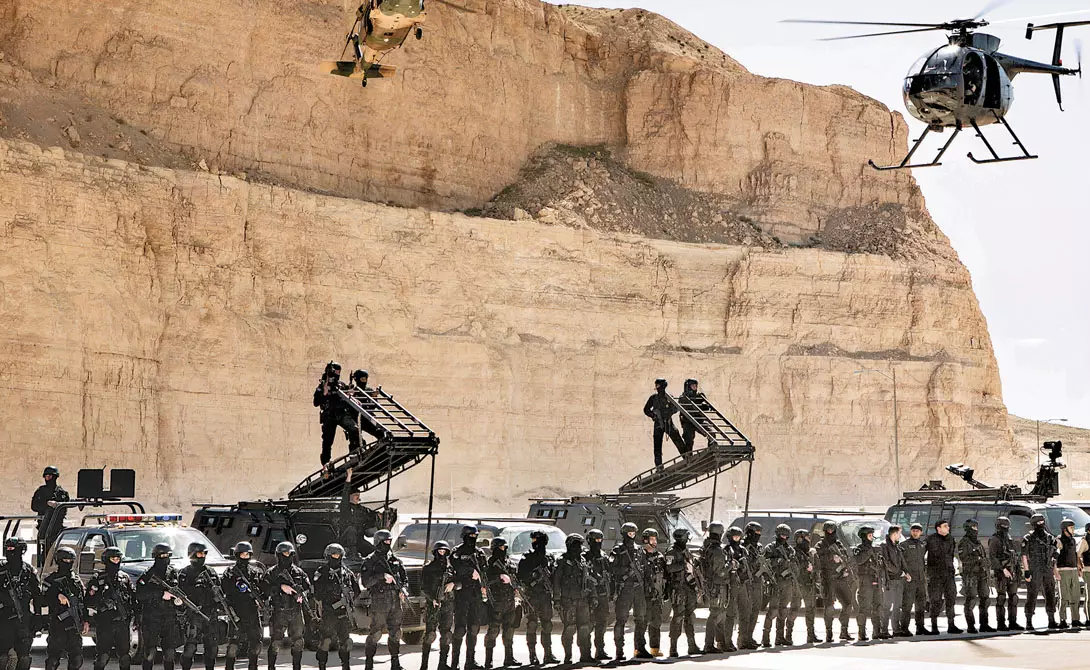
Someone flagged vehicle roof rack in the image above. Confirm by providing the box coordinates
[408,516,558,525]
[898,485,1048,504]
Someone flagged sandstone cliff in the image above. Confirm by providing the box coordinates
[0,0,1026,514]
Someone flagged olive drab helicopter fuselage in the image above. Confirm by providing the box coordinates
[787,12,1088,170]
[321,0,428,86]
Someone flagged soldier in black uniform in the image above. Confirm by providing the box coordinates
[641,529,667,658]
[925,520,961,634]
[583,529,612,661]
[724,526,754,650]
[31,466,71,554]
[0,538,40,670]
[553,534,593,664]
[852,525,884,641]
[879,525,907,638]
[516,531,557,666]
[664,528,700,657]
[314,361,360,465]
[762,524,797,647]
[815,521,854,642]
[741,523,764,647]
[222,542,267,670]
[87,546,135,670]
[678,379,708,453]
[450,526,488,670]
[483,538,520,669]
[608,523,645,661]
[643,379,686,467]
[789,529,818,645]
[421,541,456,670]
[43,546,88,670]
[988,517,1022,631]
[359,530,407,670]
[1021,513,1058,630]
[899,523,930,635]
[700,522,729,654]
[263,542,313,670]
[179,542,225,670]
[311,543,360,670]
[135,544,185,670]
[957,519,993,634]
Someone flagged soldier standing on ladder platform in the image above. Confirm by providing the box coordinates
[643,379,687,468]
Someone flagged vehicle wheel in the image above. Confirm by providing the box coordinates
[402,629,425,646]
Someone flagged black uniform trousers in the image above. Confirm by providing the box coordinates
[316,615,352,670]
[46,621,84,670]
[763,580,796,644]
[421,600,454,670]
[268,607,306,669]
[613,583,646,655]
[788,584,817,642]
[589,598,609,656]
[926,568,957,621]
[1025,570,1057,620]
[524,593,554,661]
[558,599,591,662]
[962,571,990,628]
[856,581,882,636]
[140,614,178,670]
[366,592,404,660]
[899,574,927,632]
[484,601,517,664]
[0,618,35,670]
[822,578,854,638]
[225,612,262,670]
[182,618,224,670]
[668,588,697,653]
[704,585,729,651]
[645,595,663,651]
[95,617,132,670]
[320,413,361,465]
[744,580,763,643]
[994,570,1020,628]
[652,422,686,467]
[726,579,753,647]
[451,592,483,667]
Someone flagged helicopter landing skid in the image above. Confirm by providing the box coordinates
[967,113,1038,165]
[868,125,961,171]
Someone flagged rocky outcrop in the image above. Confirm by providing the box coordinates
[0,139,1020,512]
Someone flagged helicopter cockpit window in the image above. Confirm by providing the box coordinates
[963,52,984,105]
[906,46,961,97]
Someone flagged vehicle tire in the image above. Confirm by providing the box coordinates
[401,629,425,646]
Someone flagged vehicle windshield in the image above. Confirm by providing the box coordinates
[839,519,891,548]
[1045,506,1090,534]
[663,510,701,541]
[505,527,566,555]
[113,528,226,562]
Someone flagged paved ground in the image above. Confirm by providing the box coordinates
[27,605,1090,669]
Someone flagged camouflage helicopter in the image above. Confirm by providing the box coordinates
[787,7,1088,170]
[321,0,428,86]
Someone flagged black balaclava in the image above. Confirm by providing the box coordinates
[859,530,874,548]
[728,531,742,548]
[744,526,762,548]
[328,553,342,570]
[276,551,294,569]
[236,553,250,569]
[795,533,810,551]
[532,533,549,555]
[586,534,603,558]
[965,524,978,542]
[1033,518,1047,536]
[57,555,74,577]
[775,528,790,546]
[152,551,171,576]
[565,537,583,559]
[377,537,393,555]
[105,555,121,576]
[3,544,21,573]
[191,553,206,571]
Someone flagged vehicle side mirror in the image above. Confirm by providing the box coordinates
[701,520,708,532]
[78,551,97,575]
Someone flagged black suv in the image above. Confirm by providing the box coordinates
[885,500,1090,540]
[727,510,890,549]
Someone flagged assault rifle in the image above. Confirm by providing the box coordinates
[201,570,240,630]
[527,562,555,600]
[54,575,83,632]
[508,573,537,619]
[0,570,26,626]
[148,576,210,623]
[230,563,268,622]
[470,552,492,604]
[281,572,319,636]
[827,542,856,582]
[576,558,600,608]
[753,549,775,585]
[377,553,411,605]
[334,568,360,631]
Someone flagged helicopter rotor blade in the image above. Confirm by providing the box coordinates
[995,11,1090,27]
[972,0,1016,21]
[782,19,945,29]
[817,26,950,42]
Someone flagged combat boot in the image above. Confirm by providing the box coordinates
[824,627,834,644]
[632,647,652,660]
[980,609,996,633]
[392,659,403,670]
[947,617,964,634]
[365,657,375,670]
[1047,613,1059,630]
[542,650,560,666]
[806,628,820,645]
[526,651,539,667]
[856,617,869,642]
[965,609,977,634]
[839,622,854,642]
[776,620,790,647]
[504,647,522,668]
[451,642,462,670]
[668,644,679,658]
[484,647,494,670]
[1058,617,1069,630]
[760,629,772,648]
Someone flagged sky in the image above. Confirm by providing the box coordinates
[560,0,1090,429]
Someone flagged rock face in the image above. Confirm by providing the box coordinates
[0,0,1027,513]
[0,138,1019,512]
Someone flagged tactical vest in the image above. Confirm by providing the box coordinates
[1057,535,1078,569]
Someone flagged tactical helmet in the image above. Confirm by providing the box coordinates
[621,522,639,536]
[152,543,172,558]
[963,519,979,531]
[233,541,254,556]
[654,378,668,388]
[1061,518,1075,530]
[374,530,393,544]
[529,530,548,542]
[727,526,743,538]
[432,540,451,556]
[188,542,208,558]
[909,522,924,531]
[491,537,508,553]
[995,517,1010,530]
[684,378,698,388]
[565,533,585,548]
[324,543,346,560]
[1031,513,1046,526]
[641,528,659,540]
[3,537,26,554]
[857,525,875,540]
[275,541,296,556]
[103,546,124,562]
[707,521,725,538]
[793,529,809,540]
[587,529,604,542]
[745,521,762,534]
[822,521,837,534]
[672,528,690,543]
[55,547,77,562]
[461,525,479,540]
[326,361,342,373]
[352,369,369,384]
[43,465,60,478]
[775,523,791,538]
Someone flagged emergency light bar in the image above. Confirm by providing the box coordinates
[105,514,182,524]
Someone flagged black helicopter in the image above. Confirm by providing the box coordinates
[787,9,1088,170]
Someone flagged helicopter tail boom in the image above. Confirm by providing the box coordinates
[1026,20,1090,109]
